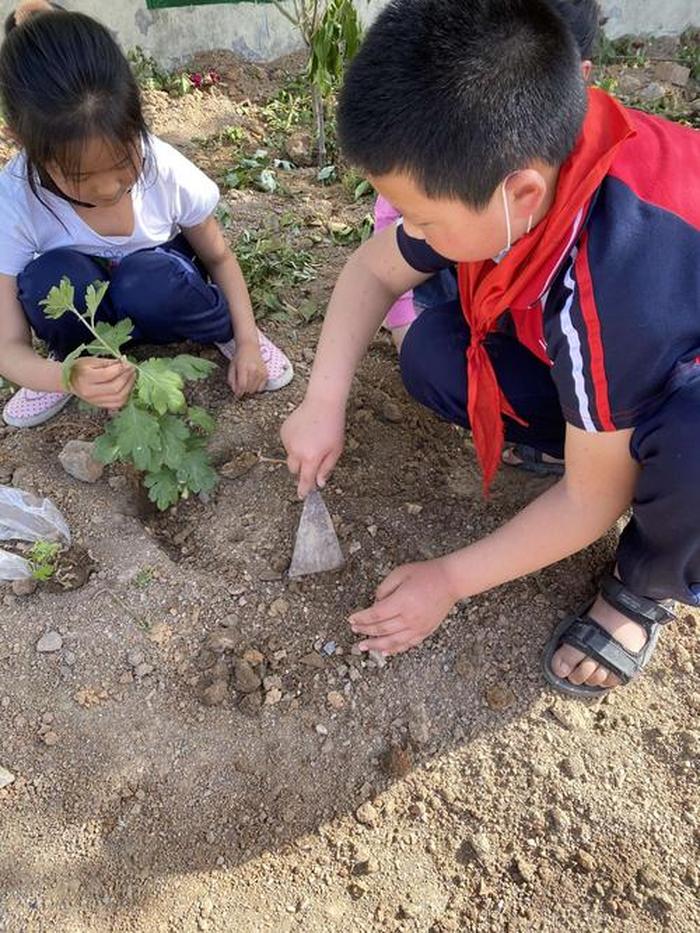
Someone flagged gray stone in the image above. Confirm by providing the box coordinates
[59,440,104,484]
[36,631,63,653]
[233,659,262,694]
[0,765,15,789]
[12,578,38,597]
[653,61,690,87]
[638,82,666,102]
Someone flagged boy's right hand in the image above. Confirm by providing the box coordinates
[70,357,136,410]
[281,398,345,498]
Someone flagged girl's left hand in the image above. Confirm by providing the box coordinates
[348,557,460,656]
[229,340,267,397]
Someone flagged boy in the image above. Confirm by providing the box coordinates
[281,0,700,697]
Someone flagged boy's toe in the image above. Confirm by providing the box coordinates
[550,643,584,678]
[567,657,599,685]
[585,666,609,687]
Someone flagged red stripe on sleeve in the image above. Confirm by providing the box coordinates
[576,234,615,431]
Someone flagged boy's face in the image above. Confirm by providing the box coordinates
[370,171,516,264]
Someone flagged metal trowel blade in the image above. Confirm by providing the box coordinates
[289,489,345,578]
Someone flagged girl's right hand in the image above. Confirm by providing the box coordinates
[70,357,136,410]
[281,398,345,498]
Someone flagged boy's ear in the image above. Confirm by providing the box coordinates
[509,169,548,220]
[581,60,593,83]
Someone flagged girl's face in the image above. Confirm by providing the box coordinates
[46,135,141,208]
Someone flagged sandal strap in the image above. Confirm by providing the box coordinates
[560,616,643,684]
[600,575,675,630]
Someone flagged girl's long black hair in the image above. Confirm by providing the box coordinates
[0,8,151,204]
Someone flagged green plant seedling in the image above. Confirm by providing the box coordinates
[40,278,219,511]
[28,540,61,582]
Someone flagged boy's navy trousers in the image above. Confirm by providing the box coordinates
[17,237,232,360]
[400,300,700,607]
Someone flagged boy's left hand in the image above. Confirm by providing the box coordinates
[229,339,267,397]
[349,557,459,655]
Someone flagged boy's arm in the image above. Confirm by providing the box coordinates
[350,424,638,654]
[182,215,266,396]
[282,227,430,496]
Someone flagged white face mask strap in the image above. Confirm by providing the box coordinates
[501,179,512,252]
[526,215,534,234]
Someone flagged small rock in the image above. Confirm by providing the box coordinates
[36,631,63,653]
[205,631,237,653]
[353,856,379,876]
[514,855,536,883]
[616,72,644,96]
[405,503,423,515]
[200,896,214,918]
[233,659,262,694]
[464,831,492,867]
[382,743,413,778]
[127,649,145,668]
[327,691,345,711]
[322,641,337,656]
[268,597,289,617]
[40,731,59,747]
[300,651,324,669]
[485,684,515,711]
[201,680,228,707]
[368,649,386,669]
[12,578,38,597]
[638,82,666,102]
[561,755,586,779]
[551,700,588,731]
[548,807,570,833]
[380,399,403,423]
[59,440,104,483]
[242,648,264,665]
[408,704,431,746]
[356,801,379,827]
[653,61,690,87]
[577,849,597,873]
[0,766,15,789]
[264,687,283,706]
[239,691,263,714]
[219,614,239,629]
[315,723,328,736]
[284,129,314,166]
[134,662,155,679]
[637,863,663,889]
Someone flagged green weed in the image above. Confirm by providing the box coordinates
[235,227,317,322]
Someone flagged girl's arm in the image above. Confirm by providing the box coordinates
[182,215,266,396]
[0,274,134,408]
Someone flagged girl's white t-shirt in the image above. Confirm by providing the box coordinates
[0,135,220,277]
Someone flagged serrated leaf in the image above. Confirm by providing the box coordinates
[169,354,217,381]
[85,319,134,357]
[85,280,110,318]
[176,440,217,494]
[257,169,277,193]
[111,401,162,471]
[92,429,121,465]
[187,405,216,434]
[39,277,75,319]
[159,414,189,469]
[61,343,87,390]
[136,358,185,415]
[144,467,180,510]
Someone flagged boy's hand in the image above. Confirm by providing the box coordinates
[349,557,459,655]
[281,398,345,498]
[228,339,267,397]
[70,357,135,410]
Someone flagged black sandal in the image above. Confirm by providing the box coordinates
[503,444,565,477]
[542,574,676,698]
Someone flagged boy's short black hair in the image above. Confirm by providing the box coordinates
[547,0,601,60]
[338,0,588,209]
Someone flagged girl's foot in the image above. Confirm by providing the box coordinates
[2,387,72,428]
[217,331,294,391]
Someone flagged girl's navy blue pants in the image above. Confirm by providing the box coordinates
[18,236,232,359]
[400,300,700,607]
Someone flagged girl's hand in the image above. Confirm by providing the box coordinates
[70,357,135,410]
[349,558,460,655]
[281,398,345,498]
[228,339,267,397]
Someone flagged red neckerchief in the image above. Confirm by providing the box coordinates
[458,88,635,494]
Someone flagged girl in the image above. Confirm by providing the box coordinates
[0,2,293,429]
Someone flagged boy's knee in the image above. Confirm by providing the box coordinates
[633,378,700,492]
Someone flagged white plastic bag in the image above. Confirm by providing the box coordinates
[0,485,71,581]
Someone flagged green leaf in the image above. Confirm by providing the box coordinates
[84,319,134,357]
[257,169,278,193]
[136,358,185,415]
[110,401,162,472]
[224,170,242,190]
[92,429,121,465]
[169,354,217,381]
[159,414,189,469]
[354,179,373,201]
[144,467,180,511]
[40,277,75,319]
[61,344,87,390]
[176,439,217,494]
[187,405,216,435]
[85,280,110,318]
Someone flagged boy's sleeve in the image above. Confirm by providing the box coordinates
[155,138,220,229]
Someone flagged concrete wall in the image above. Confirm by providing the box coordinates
[0,0,697,66]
